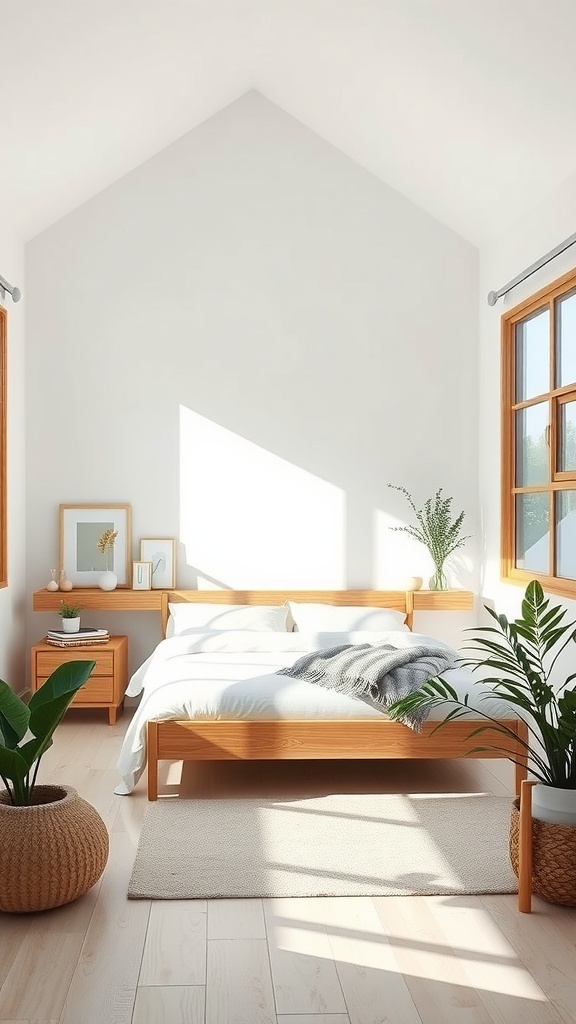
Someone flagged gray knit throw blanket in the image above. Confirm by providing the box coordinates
[277,642,458,730]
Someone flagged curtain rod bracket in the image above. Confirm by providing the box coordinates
[0,274,21,303]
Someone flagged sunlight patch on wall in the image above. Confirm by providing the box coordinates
[372,508,430,589]
[180,407,345,587]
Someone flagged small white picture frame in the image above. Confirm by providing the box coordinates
[139,538,176,589]
[132,561,152,590]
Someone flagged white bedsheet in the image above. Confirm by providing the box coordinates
[115,630,512,794]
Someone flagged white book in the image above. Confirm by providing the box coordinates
[47,628,109,639]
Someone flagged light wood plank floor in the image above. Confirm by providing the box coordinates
[1,710,574,1024]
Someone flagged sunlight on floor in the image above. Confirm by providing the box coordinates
[272,898,549,1001]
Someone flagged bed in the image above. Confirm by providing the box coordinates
[114,589,528,800]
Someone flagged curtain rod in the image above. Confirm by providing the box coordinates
[0,273,21,303]
[487,230,576,306]
[3,231,576,308]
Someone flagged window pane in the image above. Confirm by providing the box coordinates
[515,492,549,573]
[556,491,576,579]
[556,290,576,388]
[515,402,549,485]
[558,399,576,473]
[515,308,550,401]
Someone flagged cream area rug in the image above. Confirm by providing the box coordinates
[128,792,518,899]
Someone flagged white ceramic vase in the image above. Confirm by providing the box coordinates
[405,577,423,592]
[61,617,80,633]
[98,570,117,592]
[532,784,576,825]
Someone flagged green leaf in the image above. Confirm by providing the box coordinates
[420,678,456,700]
[548,630,576,675]
[28,660,94,718]
[16,735,54,772]
[540,627,570,657]
[0,745,29,785]
[558,689,576,738]
[27,661,95,762]
[483,606,504,625]
[525,579,545,611]
[539,607,566,630]
[512,622,539,644]
[0,680,30,749]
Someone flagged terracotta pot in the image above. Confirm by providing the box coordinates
[0,785,109,913]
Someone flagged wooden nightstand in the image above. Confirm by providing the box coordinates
[31,635,129,725]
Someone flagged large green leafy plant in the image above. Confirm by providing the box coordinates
[388,581,576,788]
[0,661,95,805]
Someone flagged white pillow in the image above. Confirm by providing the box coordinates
[286,602,408,632]
[166,603,289,637]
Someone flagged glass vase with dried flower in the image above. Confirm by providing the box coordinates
[387,485,470,590]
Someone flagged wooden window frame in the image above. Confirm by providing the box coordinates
[501,266,576,599]
[0,305,6,588]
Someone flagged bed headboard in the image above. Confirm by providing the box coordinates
[161,589,414,637]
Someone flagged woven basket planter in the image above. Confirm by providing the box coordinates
[0,785,109,913]
[510,798,576,906]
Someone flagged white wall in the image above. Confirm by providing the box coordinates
[479,171,576,620]
[26,92,479,668]
[0,220,26,689]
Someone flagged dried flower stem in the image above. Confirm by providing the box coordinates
[97,528,118,572]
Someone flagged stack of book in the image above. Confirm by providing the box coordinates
[45,628,110,649]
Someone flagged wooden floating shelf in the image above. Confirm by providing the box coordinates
[33,588,474,614]
[33,588,166,612]
[412,590,474,611]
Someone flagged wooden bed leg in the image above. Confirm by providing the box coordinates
[147,720,159,801]
[515,759,528,797]
[515,721,529,796]
[518,779,536,913]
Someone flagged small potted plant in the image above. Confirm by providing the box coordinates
[0,661,109,912]
[60,600,81,632]
[388,484,470,590]
[97,528,118,591]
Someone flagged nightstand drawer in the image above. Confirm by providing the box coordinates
[31,635,128,726]
[36,648,114,678]
[36,676,115,703]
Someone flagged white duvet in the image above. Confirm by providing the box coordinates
[115,629,511,794]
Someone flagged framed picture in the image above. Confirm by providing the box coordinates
[60,504,132,587]
[132,561,152,590]
[139,537,176,589]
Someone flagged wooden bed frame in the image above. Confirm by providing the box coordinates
[146,589,528,800]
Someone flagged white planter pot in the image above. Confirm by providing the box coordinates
[532,784,576,825]
[98,570,117,592]
[61,617,80,633]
